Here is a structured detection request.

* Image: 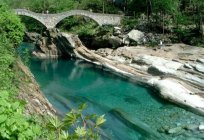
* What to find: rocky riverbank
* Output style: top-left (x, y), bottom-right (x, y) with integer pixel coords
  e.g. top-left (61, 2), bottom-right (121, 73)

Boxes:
top-left (75, 43), bottom-right (204, 115)
top-left (25, 29), bottom-right (204, 117)
top-left (24, 29), bottom-right (204, 138)
top-left (17, 59), bottom-right (56, 116)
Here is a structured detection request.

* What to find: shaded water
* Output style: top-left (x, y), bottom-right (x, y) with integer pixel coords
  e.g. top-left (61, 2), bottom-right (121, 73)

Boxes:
top-left (20, 43), bottom-right (204, 140)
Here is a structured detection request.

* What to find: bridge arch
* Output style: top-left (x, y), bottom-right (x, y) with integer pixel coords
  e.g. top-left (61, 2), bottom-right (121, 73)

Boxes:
top-left (15, 9), bottom-right (48, 28)
top-left (55, 15), bottom-right (99, 30)
top-left (14, 9), bottom-right (122, 29)
top-left (52, 10), bottom-right (104, 27)
top-left (19, 15), bottom-right (47, 31)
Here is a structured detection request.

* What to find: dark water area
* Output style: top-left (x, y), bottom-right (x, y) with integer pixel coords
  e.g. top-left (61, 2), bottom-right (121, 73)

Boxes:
top-left (20, 43), bottom-right (204, 140)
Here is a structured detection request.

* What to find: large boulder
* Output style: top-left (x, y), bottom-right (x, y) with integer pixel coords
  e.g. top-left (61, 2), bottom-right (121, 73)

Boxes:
top-left (127, 29), bottom-right (145, 44)
top-left (148, 78), bottom-right (204, 115)
top-left (108, 35), bottom-right (123, 48)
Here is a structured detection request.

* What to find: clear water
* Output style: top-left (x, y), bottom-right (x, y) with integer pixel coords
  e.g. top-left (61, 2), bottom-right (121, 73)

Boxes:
top-left (20, 43), bottom-right (204, 140)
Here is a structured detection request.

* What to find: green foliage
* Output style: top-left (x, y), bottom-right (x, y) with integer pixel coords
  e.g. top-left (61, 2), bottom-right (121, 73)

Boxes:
top-left (20, 16), bottom-right (46, 33)
top-left (0, 38), bottom-right (15, 90)
top-left (152, 0), bottom-right (180, 15)
top-left (46, 103), bottom-right (106, 140)
top-left (122, 17), bottom-right (138, 29)
top-left (0, 3), bottom-right (24, 47)
top-left (58, 16), bottom-right (98, 37)
top-left (77, 0), bottom-right (119, 14)
top-left (2, 0), bottom-right (77, 13)
top-left (0, 6), bottom-right (44, 138)
top-left (78, 0), bottom-right (103, 12)
top-left (0, 3), bottom-right (106, 140)
top-left (0, 90), bottom-right (42, 140)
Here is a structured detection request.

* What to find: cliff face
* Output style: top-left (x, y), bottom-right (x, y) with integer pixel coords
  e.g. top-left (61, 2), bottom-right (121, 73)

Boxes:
top-left (25, 29), bottom-right (79, 59)
top-left (17, 59), bottom-right (56, 116)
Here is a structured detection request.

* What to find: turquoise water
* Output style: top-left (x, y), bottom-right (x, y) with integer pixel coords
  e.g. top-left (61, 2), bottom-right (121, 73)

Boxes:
top-left (20, 43), bottom-right (204, 140)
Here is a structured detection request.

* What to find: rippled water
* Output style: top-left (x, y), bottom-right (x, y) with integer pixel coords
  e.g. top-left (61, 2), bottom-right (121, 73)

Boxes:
top-left (20, 43), bottom-right (204, 140)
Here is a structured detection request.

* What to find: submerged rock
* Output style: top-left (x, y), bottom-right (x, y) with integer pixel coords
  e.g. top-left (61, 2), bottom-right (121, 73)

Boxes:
top-left (198, 125), bottom-right (204, 131)
top-left (108, 109), bottom-right (161, 139)
top-left (184, 124), bottom-right (198, 131)
top-left (167, 126), bottom-right (183, 134)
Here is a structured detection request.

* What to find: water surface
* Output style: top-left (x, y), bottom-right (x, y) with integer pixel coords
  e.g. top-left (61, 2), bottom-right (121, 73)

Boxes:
top-left (20, 43), bottom-right (204, 140)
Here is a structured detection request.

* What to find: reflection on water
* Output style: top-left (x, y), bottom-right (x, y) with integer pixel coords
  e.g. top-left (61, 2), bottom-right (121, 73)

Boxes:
top-left (27, 57), bottom-right (204, 140)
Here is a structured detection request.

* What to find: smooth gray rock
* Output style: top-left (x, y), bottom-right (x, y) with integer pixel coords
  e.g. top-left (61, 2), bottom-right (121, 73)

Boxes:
top-left (133, 55), bottom-right (183, 70)
top-left (127, 29), bottom-right (144, 44)
top-left (167, 126), bottom-right (183, 134)
top-left (197, 58), bottom-right (204, 64)
top-left (184, 124), bottom-right (198, 131)
top-left (108, 35), bottom-right (122, 47)
top-left (195, 64), bottom-right (204, 73)
top-left (198, 124), bottom-right (204, 130)
top-left (184, 63), bottom-right (193, 69)
top-left (148, 65), bottom-right (176, 75)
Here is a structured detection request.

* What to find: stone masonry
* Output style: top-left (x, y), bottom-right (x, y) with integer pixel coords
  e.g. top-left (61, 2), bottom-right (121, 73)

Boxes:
top-left (14, 9), bottom-right (122, 29)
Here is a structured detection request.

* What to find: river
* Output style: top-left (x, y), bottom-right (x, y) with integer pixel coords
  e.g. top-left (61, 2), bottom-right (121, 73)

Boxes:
top-left (20, 43), bottom-right (204, 140)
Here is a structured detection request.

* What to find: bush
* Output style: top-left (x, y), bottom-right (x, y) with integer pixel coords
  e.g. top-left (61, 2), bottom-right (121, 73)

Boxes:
top-left (121, 17), bottom-right (138, 30)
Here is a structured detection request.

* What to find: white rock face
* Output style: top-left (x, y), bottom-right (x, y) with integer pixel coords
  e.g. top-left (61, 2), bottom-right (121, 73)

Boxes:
top-left (127, 30), bottom-right (144, 43)
top-left (62, 33), bottom-right (82, 48)
top-left (184, 73), bottom-right (204, 85)
top-left (195, 64), bottom-right (204, 73)
top-left (184, 63), bottom-right (193, 69)
top-left (114, 26), bottom-right (121, 30)
top-left (197, 58), bottom-right (204, 64)
top-left (133, 55), bottom-right (183, 71)
top-left (148, 65), bottom-right (177, 75)
top-left (148, 78), bottom-right (204, 115)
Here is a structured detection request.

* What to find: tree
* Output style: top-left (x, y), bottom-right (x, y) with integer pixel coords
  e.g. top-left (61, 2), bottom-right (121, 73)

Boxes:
top-left (193, 0), bottom-right (204, 38)
top-left (152, 0), bottom-right (180, 34)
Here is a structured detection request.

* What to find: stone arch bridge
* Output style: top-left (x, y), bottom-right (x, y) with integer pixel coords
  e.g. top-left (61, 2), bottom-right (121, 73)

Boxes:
top-left (14, 9), bottom-right (122, 29)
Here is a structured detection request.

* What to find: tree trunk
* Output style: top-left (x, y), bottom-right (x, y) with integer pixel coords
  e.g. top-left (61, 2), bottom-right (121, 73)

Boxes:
top-left (162, 12), bottom-right (164, 35)
top-left (201, 24), bottom-right (204, 39)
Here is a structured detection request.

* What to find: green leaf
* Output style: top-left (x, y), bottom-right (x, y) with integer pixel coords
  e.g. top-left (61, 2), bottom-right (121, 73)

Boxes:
top-left (96, 115), bottom-right (106, 126)
top-left (78, 103), bottom-right (87, 112)
top-left (61, 130), bottom-right (69, 139)
top-left (0, 99), bottom-right (10, 107)
top-left (6, 118), bottom-right (15, 127)
top-left (11, 101), bottom-right (20, 110)
top-left (85, 114), bottom-right (97, 120)
top-left (75, 126), bottom-right (86, 137)
top-left (63, 111), bottom-right (78, 126)
top-left (0, 114), bottom-right (7, 123)
top-left (47, 116), bottom-right (63, 130)
top-left (0, 90), bottom-right (9, 99)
